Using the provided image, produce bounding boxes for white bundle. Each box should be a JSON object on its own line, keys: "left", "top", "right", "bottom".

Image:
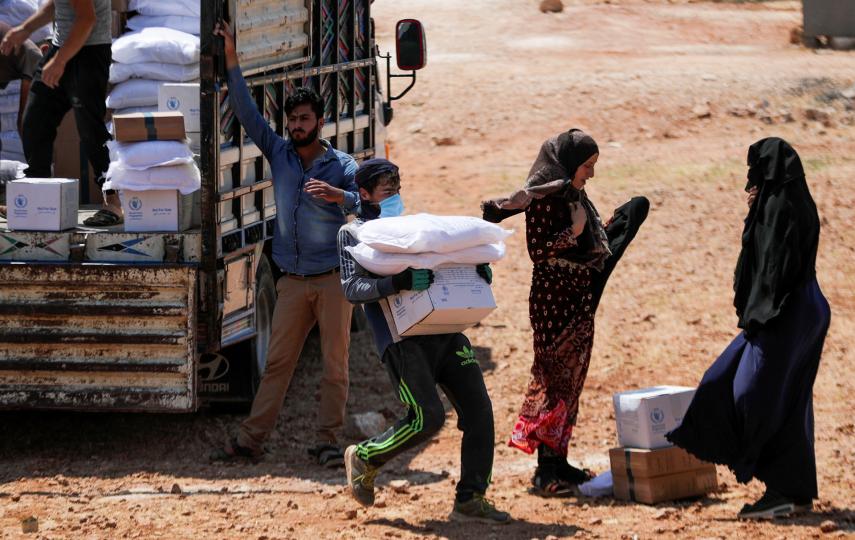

{"left": 347, "top": 242, "right": 506, "bottom": 276}
{"left": 1, "top": 112, "right": 18, "bottom": 130}
{"left": 0, "top": 80, "right": 21, "bottom": 96}
{"left": 128, "top": 0, "right": 201, "bottom": 17}
{"left": 107, "top": 140, "right": 194, "bottom": 170}
{"left": 356, "top": 214, "right": 513, "bottom": 254}
{"left": 106, "top": 79, "right": 168, "bottom": 109}
{"left": 0, "top": 159, "right": 27, "bottom": 182}
{"left": 112, "top": 28, "right": 199, "bottom": 66}
{"left": 0, "top": 0, "right": 52, "bottom": 43}
{"left": 104, "top": 161, "right": 200, "bottom": 194}
{"left": 109, "top": 61, "right": 200, "bottom": 84}
{"left": 127, "top": 14, "right": 200, "bottom": 36}
{"left": 0, "top": 82, "right": 21, "bottom": 114}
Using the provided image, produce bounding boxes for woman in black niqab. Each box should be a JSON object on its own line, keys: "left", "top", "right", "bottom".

{"left": 667, "top": 138, "right": 831, "bottom": 519}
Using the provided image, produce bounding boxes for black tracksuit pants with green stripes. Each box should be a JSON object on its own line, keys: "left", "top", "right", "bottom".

{"left": 356, "top": 333, "right": 495, "bottom": 500}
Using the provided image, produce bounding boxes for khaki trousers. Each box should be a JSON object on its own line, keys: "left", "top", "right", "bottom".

{"left": 238, "top": 271, "right": 352, "bottom": 450}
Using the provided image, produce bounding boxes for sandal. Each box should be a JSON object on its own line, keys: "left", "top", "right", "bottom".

{"left": 209, "top": 437, "right": 263, "bottom": 462}
{"left": 558, "top": 462, "right": 596, "bottom": 485}
{"left": 308, "top": 443, "right": 345, "bottom": 469}
{"left": 83, "top": 208, "right": 123, "bottom": 227}
{"left": 529, "top": 466, "right": 576, "bottom": 498}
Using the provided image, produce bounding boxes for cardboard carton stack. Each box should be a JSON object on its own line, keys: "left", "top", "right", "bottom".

{"left": 106, "top": 111, "right": 199, "bottom": 232}
{"left": 610, "top": 386, "right": 717, "bottom": 504}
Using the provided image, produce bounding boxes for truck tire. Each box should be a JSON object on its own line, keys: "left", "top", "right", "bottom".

{"left": 251, "top": 255, "right": 276, "bottom": 395}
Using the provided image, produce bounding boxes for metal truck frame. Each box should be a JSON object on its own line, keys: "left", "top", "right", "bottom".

{"left": 0, "top": 0, "right": 422, "bottom": 412}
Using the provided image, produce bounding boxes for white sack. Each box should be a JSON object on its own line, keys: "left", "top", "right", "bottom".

{"left": 355, "top": 213, "right": 514, "bottom": 254}
{"left": 578, "top": 471, "right": 613, "bottom": 498}
{"left": 104, "top": 162, "right": 200, "bottom": 194}
{"left": 0, "top": 150, "right": 25, "bottom": 163}
{"left": 0, "top": 91, "right": 20, "bottom": 114}
{"left": 111, "top": 28, "right": 200, "bottom": 66}
{"left": 1, "top": 112, "right": 18, "bottom": 131}
{"left": 127, "top": 14, "right": 200, "bottom": 35}
{"left": 346, "top": 242, "right": 506, "bottom": 276}
{"left": 128, "top": 0, "right": 201, "bottom": 17}
{"left": 106, "top": 79, "right": 167, "bottom": 109}
{"left": 107, "top": 140, "right": 194, "bottom": 170}
{"left": 109, "top": 61, "right": 200, "bottom": 84}
{"left": 0, "top": 80, "right": 22, "bottom": 96}
{"left": 0, "top": 159, "right": 27, "bottom": 182}
{"left": 0, "top": 0, "right": 51, "bottom": 43}
{"left": 0, "top": 130, "right": 24, "bottom": 154}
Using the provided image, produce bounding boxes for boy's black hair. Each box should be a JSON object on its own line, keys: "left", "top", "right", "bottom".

{"left": 355, "top": 158, "right": 400, "bottom": 193}
{"left": 285, "top": 87, "right": 324, "bottom": 120}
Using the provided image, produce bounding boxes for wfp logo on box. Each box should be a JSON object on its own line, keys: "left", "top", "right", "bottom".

{"left": 14, "top": 194, "right": 27, "bottom": 209}
{"left": 393, "top": 296, "right": 403, "bottom": 308}
{"left": 129, "top": 197, "right": 143, "bottom": 211}
{"left": 166, "top": 97, "right": 181, "bottom": 110}
{"left": 650, "top": 407, "right": 665, "bottom": 424}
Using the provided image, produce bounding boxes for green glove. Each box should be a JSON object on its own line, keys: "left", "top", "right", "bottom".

{"left": 392, "top": 268, "right": 434, "bottom": 292}
{"left": 476, "top": 263, "right": 493, "bottom": 285}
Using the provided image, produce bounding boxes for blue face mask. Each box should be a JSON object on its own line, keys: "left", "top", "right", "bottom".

{"left": 379, "top": 194, "right": 405, "bottom": 218}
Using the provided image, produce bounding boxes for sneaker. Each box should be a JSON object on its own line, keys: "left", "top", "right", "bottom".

{"left": 449, "top": 493, "right": 511, "bottom": 524}
{"left": 344, "top": 445, "right": 378, "bottom": 506}
{"left": 738, "top": 489, "right": 812, "bottom": 520}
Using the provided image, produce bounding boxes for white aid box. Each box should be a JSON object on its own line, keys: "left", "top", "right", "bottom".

{"left": 158, "top": 83, "right": 200, "bottom": 132}
{"left": 385, "top": 265, "right": 496, "bottom": 337}
{"left": 612, "top": 386, "right": 696, "bottom": 449}
{"left": 6, "top": 178, "right": 79, "bottom": 231}
{"left": 120, "top": 189, "right": 195, "bottom": 232}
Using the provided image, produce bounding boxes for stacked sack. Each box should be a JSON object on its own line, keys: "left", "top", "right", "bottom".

{"left": 106, "top": 0, "right": 200, "bottom": 117}
{"left": 0, "top": 81, "right": 24, "bottom": 162}
{"left": 0, "top": 0, "right": 51, "bottom": 163}
{"left": 103, "top": 112, "right": 200, "bottom": 232}
{"left": 347, "top": 214, "right": 513, "bottom": 275}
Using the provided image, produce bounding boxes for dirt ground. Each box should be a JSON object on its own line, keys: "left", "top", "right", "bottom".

{"left": 2, "top": 1, "right": 854, "bottom": 538}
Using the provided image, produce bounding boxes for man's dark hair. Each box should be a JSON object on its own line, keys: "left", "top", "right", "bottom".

{"left": 285, "top": 87, "right": 324, "bottom": 120}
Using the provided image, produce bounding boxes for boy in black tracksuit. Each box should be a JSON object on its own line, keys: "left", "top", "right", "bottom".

{"left": 337, "top": 158, "right": 510, "bottom": 524}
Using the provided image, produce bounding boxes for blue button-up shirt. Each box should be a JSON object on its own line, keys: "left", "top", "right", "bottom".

{"left": 227, "top": 67, "right": 359, "bottom": 275}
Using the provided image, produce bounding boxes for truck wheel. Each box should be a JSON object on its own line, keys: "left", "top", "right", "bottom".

{"left": 251, "top": 255, "right": 276, "bottom": 395}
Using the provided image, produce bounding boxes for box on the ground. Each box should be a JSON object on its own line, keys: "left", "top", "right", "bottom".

{"left": 385, "top": 265, "right": 496, "bottom": 337}
{"left": 6, "top": 178, "right": 78, "bottom": 231}
{"left": 609, "top": 446, "right": 711, "bottom": 479}
{"left": 613, "top": 386, "right": 696, "bottom": 449}
{"left": 612, "top": 462, "right": 717, "bottom": 504}
{"left": 159, "top": 83, "right": 200, "bottom": 132}
{"left": 113, "top": 112, "right": 186, "bottom": 143}
{"left": 119, "top": 189, "right": 195, "bottom": 232}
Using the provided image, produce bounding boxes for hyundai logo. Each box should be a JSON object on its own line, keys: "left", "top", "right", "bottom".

{"left": 198, "top": 353, "right": 230, "bottom": 382}
{"left": 14, "top": 194, "right": 27, "bottom": 209}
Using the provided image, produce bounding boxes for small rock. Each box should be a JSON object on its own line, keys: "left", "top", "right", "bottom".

{"left": 589, "top": 517, "right": 603, "bottom": 525}
{"left": 347, "top": 412, "right": 387, "bottom": 439}
{"left": 21, "top": 517, "right": 38, "bottom": 534}
{"left": 171, "top": 483, "right": 182, "bottom": 494}
{"left": 789, "top": 25, "right": 803, "bottom": 45}
{"left": 11, "top": 494, "right": 20, "bottom": 502}
{"left": 389, "top": 479, "right": 410, "bottom": 494}
{"left": 692, "top": 104, "right": 712, "bottom": 119}
{"left": 701, "top": 74, "right": 717, "bottom": 81}
{"left": 654, "top": 508, "right": 672, "bottom": 520}
{"left": 407, "top": 123, "right": 424, "bottom": 134}
{"left": 819, "top": 520, "right": 837, "bottom": 533}
{"left": 345, "top": 509, "right": 358, "bottom": 520}
{"left": 375, "top": 499, "right": 387, "bottom": 508}
{"left": 410, "top": 493, "right": 421, "bottom": 501}
{"left": 804, "top": 107, "right": 833, "bottom": 123}
{"left": 841, "top": 84, "right": 855, "bottom": 100}
{"left": 431, "top": 136, "right": 457, "bottom": 147}
{"left": 539, "top": 0, "right": 564, "bottom": 13}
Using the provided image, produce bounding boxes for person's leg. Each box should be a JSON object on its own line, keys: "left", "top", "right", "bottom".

{"left": 21, "top": 46, "right": 71, "bottom": 178}
{"left": 312, "top": 271, "right": 353, "bottom": 446}
{"left": 236, "top": 277, "right": 316, "bottom": 451}
{"left": 590, "top": 196, "right": 649, "bottom": 310}
{"left": 65, "top": 45, "right": 113, "bottom": 205}
{"left": 434, "top": 333, "right": 494, "bottom": 502}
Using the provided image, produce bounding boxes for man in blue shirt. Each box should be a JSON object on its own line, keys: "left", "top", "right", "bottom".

{"left": 212, "top": 20, "right": 358, "bottom": 467}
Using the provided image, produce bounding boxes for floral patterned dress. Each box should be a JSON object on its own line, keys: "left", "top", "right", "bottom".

{"left": 509, "top": 195, "right": 598, "bottom": 456}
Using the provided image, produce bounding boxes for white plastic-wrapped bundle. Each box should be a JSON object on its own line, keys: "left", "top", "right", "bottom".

{"left": 112, "top": 28, "right": 199, "bottom": 65}
{"left": 109, "top": 61, "right": 200, "bottom": 84}
{"left": 0, "top": 0, "right": 52, "bottom": 43}
{"left": 355, "top": 214, "right": 514, "bottom": 254}
{"left": 0, "top": 130, "right": 25, "bottom": 162}
{"left": 106, "top": 79, "right": 168, "bottom": 109}
{"left": 126, "top": 14, "right": 200, "bottom": 36}
{"left": 128, "top": 0, "right": 201, "bottom": 18}
{"left": 107, "top": 140, "right": 194, "bottom": 170}
{"left": 0, "top": 81, "right": 22, "bottom": 114}
{"left": 104, "top": 161, "right": 200, "bottom": 194}
{"left": 346, "top": 242, "right": 507, "bottom": 276}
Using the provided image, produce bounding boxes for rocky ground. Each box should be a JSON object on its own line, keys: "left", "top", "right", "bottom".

{"left": 1, "top": 1, "right": 854, "bottom": 538}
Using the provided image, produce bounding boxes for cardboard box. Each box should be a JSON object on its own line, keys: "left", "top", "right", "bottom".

{"left": 612, "top": 465, "right": 718, "bottom": 504}
{"left": 159, "top": 83, "right": 200, "bottom": 132}
{"left": 113, "top": 112, "right": 186, "bottom": 143}
{"left": 385, "top": 265, "right": 496, "bottom": 337}
{"left": 609, "top": 446, "right": 711, "bottom": 479}
{"left": 6, "top": 178, "right": 79, "bottom": 231}
{"left": 613, "top": 386, "right": 696, "bottom": 449}
{"left": 120, "top": 189, "right": 195, "bottom": 232}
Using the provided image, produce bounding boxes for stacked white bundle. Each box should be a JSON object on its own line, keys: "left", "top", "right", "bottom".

{"left": 106, "top": 26, "right": 200, "bottom": 115}
{"left": 348, "top": 214, "right": 513, "bottom": 275}
{"left": 103, "top": 139, "right": 200, "bottom": 194}
{"left": 0, "top": 0, "right": 53, "bottom": 44}
{"left": 0, "top": 82, "right": 24, "bottom": 162}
